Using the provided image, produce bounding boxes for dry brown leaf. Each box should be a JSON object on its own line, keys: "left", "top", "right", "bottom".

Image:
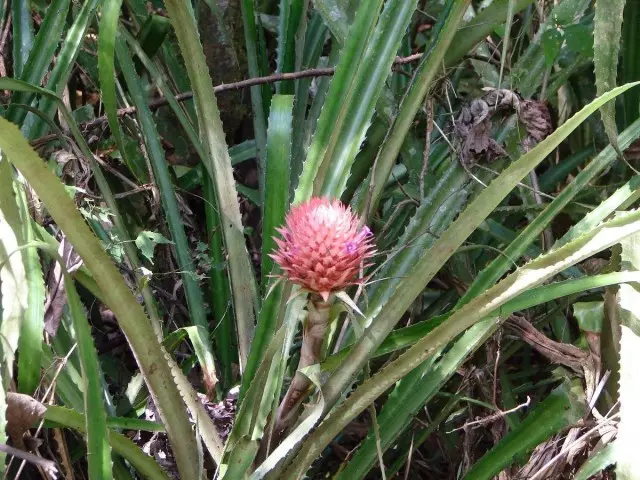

{"left": 44, "top": 236, "right": 83, "bottom": 336}
{"left": 505, "top": 315, "right": 590, "bottom": 374}
{"left": 6, "top": 392, "right": 46, "bottom": 450}
{"left": 518, "top": 99, "right": 553, "bottom": 149}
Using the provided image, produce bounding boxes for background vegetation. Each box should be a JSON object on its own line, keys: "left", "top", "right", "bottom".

{"left": 1, "top": 0, "right": 640, "bottom": 478}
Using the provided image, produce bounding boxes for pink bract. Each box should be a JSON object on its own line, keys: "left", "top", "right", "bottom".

{"left": 270, "top": 197, "right": 375, "bottom": 301}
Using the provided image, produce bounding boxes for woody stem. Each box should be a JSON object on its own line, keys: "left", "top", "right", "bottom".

{"left": 273, "top": 296, "right": 331, "bottom": 442}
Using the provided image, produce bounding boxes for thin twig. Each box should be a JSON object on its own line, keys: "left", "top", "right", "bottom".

{"left": 14, "top": 344, "right": 78, "bottom": 479}
{"left": 403, "top": 433, "right": 415, "bottom": 480}
{"left": 419, "top": 99, "right": 433, "bottom": 200}
{"left": 365, "top": 363, "right": 387, "bottom": 480}
{"left": 78, "top": 53, "right": 425, "bottom": 131}
{"left": 0, "top": 444, "right": 58, "bottom": 476}
{"left": 447, "top": 396, "right": 531, "bottom": 432}
{"left": 0, "top": 13, "right": 11, "bottom": 86}
{"left": 528, "top": 413, "right": 619, "bottom": 480}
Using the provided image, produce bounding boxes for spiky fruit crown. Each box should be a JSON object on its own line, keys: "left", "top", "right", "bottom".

{"left": 270, "top": 197, "right": 375, "bottom": 301}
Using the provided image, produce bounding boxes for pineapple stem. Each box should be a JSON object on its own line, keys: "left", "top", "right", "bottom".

{"left": 273, "top": 295, "right": 330, "bottom": 444}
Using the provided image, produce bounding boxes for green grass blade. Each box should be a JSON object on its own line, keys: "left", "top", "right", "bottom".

{"left": 463, "top": 381, "right": 586, "bottom": 480}
{"left": 65, "top": 277, "right": 113, "bottom": 479}
{"left": 478, "top": 220, "right": 583, "bottom": 279}
{"left": 538, "top": 147, "right": 595, "bottom": 192}
{"left": 227, "top": 293, "right": 308, "bottom": 479}
{"left": 324, "top": 270, "right": 640, "bottom": 372}
{"left": 313, "top": 0, "right": 349, "bottom": 43}
{"left": 240, "top": 0, "right": 269, "bottom": 176}
{"left": 497, "top": 0, "right": 516, "bottom": 91}
{"left": 622, "top": 0, "right": 640, "bottom": 124}
{"left": 98, "top": 0, "right": 128, "bottom": 183}
{"left": 296, "top": 0, "right": 418, "bottom": 201}
{"left": 27, "top": 0, "right": 102, "bottom": 138}
{"left": 7, "top": 0, "right": 71, "bottom": 126}
{"left": 203, "top": 175, "right": 235, "bottom": 389}
{"left": 319, "top": 0, "right": 418, "bottom": 200}
{"left": 594, "top": 0, "right": 625, "bottom": 153}
{"left": 0, "top": 158, "right": 28, "bottom": 473}
{"left": 240, "top": 94, "right": 294, "bottom": 401}
{"left": 444, "top": 0, "right": 534, "bottom": 68}
{"left": 0, "top": 160, "right": 27, "bottom": 370}
{"left": 122, "top": 28, "right": 205, "bottom": 160}
{"left": 45, "top": 405, "right": 171, "bottom": 480}
{"left": 557, "top": 174, "right": 640, "bottom": 248}
{"left": 574, "top": 443, "right": 616, "bottom": 480}
{"left": 16, "top": 182, "right": 45, "bottom": 395}
{"left": 164, "top": 0, "right": 259, "bottom": 372}
{"left": 290, "top": 12, "right": 328, "bottom": 182}
{"left": 133, "top": 14, "right": 171, "bottom": 67}
{"left": 293, "top": 0, "right": 383, "bottom": 201}
{"left": 360, "top": 0, "right": 471, "bottom": 218}
{"left": 262, "top": 94, "right": 293, "bottom": 285}
{"left": 275, "top": 0, "right": 306, "bottom": 95}
{"left": 41, "top": 345, "right": 84, "bottom": 411}
{"left": 364, "top": 162, "right": 470, "bottom": 326}
{"left": 616, "top": 232, "right": 640, "bottom": 477}
{"left": 10, "top": 0, "right": 34, "bottom": 78}
{"left": 0, "top": 117, "right": 201, "bottom": 480}
{"left": 220, "top": 323, "right": 289, "bottom": 477}
{"left": 114, "top": 36, "right": 219, "bottom": 394}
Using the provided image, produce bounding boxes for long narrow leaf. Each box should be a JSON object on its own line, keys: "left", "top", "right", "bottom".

{"left": 460, "top": 119, "right": 640, "bottom": 305}
{"left": 240, "top": 0, "right": 269, "bottom": 178}
{"left": 0, "top": 157, "right": 28, "bottom": 473}
{"left": 279, "top": 206, "right": 640, "bottom": 479}
{"left": 360, "top": 0, "right": 471, "bottom": 218}
{"left": 262, "top": 94, "right": 294, "bottom": 285}
{"left": 10, "top": 0, "right": 34, "bottom": 78}
{"left": 45, "top": 405, "right": 171, "bottom": 480}
{"left": 276, "top": 0, "right": 306, "bottom": 95}
{"left": 65, "top": 277, "right": 113, "bottom": 479}
{"left": 594, "top": 0, "right": 625, "bottom": 154}
{"left": 16, "top": 179, "right": 45, "bottom": 395}
{"left": 318, "top": 0, "right": 419, "bottom": 199}
{"left": 463, "top": 381, "right": 586, "bottom": 479}
{"left": 0, "top": 117, "right": 201, "bottom": 480}
{"left": 622, "top": 0, "right": 640, "bottom": 124}
{"left": 323, "top": 83, "right": 640, "bottom": 414}
{"left": 26, "top": 0, "right": 102, "bottom": 138}
{"left": 164, "top": 0, "right": 259, "bottom": 371}
{"left": 204, "top": 175, "right": 235, "bottom": 389}
{"left": 98, "top": 0, "right": 128, "bottom": 183}
{"left": 114, "top": 36, "right": 219, "bottom": 394}
{"left": 7, "top": 0, "right": 71, "bottom": 127}
{"left": 293, "top": 0, "right": 385, "bottom": 201}
{"left": 616, "top": 232, "right": 640, "bottom": 477}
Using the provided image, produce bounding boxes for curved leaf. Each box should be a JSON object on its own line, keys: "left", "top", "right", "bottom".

{"left": 0, "top": 117, "right": 201, "bottom": 480}
{"left": 594, "top": 0, "right": 625, "bottom": 154}
{"left": 282, "top": 206, "right": 640, "bottom": 478}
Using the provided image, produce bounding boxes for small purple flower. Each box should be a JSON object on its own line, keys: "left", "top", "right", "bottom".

{"left": 345, "top": 242, "right": 357, "bottom": 254}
